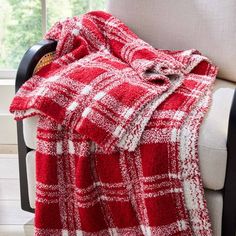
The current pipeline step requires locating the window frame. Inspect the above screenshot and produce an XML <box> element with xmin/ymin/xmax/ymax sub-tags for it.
<box><xmin>1</xmin><ymin>0</ymin><xmax>104</xmax><ymax>79</ymax></box>
<box><xmin>0</xmin><ymin>70</ymin><xmax>17</xmax><ymax>80</ymax></box>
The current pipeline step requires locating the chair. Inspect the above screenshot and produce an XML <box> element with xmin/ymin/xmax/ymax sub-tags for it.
<box><xmin>15</xmin><ymin>1</ymin><xmax>236</xmax><ymax>235</ymax></box>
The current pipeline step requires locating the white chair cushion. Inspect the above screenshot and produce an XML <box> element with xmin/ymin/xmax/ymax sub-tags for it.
<box><xmin>205</xmin><ymin>189</ymin><xmax>223</xmax><ymax>236</ymax></box>
<box><xmin>22</xmin><ymin>79</ymin><xmax>236</xmax><ymax>190</ymax></box>
<box><xmin>26</xmin><ymin>150</ymin><xmax>36</xmax><ymax>209</ymax></box>
<box><xmin>107</xmin><ymin>0</ymin><xmax>236</xmax><ymax>82</ymax></box>
<box><xmin>199</xmin><ymin>79</ymin><xmax>235</xmax><ymax>190</ymax></box>
<box><xmin>23</xmin><ymin>116</ymin><xmax>39</xmax><ymax>150</ymax></box>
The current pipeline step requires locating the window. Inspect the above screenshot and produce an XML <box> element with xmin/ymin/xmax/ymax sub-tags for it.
<box><xmin>0</xmin><ymin>0</ymin><xmax>106</xmax><ymax>76</ymax></box>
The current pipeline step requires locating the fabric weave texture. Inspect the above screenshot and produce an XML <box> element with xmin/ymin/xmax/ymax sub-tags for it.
<box><xmin>10</xmin><ymin>11</ymin><xmax>217</xmax><ymax>236</ymax></box>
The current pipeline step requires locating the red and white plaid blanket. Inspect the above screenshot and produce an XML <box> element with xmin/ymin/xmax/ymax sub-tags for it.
<box><xmin>10</xmin><ymin>11</ymin><xmax>217</xmax><ymax>236</ymax></box>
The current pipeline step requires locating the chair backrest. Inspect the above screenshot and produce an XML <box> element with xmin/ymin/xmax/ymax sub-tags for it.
<box><xmin>107</xmin><ymin>0</ymin><xmax>236</xmax><ymax>82</ymax></box>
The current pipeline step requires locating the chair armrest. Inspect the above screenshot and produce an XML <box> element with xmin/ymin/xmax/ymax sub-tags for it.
<box><xmin>227</xmin><ymin>89</ymin><xmax>236</xmax><ymax>159</ymax></box>
<box><xmin>15</xmin><ymin>39</ymin><xmax>57</xmax><ymax>213</ymax></box>
<box><xmin>15</xmin><ymin>39</ymin><xmax>57</xmax><ymax>92</ymax></box>
<box><xmin>222</xmin><ymin>89</ymin><xmax>236</xmax><ymax>235</ymax></box>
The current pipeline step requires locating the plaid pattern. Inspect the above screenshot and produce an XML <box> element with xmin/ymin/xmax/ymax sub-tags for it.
<box><xmin>10</xmin><ymin>11</ymin><xmax>217</xmax><ymax>236</ymax></box>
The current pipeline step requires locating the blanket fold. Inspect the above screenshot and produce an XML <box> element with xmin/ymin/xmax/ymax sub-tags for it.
<box><xmin>10</xmin><ymin>11</ymin><xmax>217</xmax><ymax>236</ymax></box>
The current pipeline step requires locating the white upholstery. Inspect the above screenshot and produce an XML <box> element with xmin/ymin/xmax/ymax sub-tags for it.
<box><xmin>23</xmin><ymin>78</ymin><xmax>235</xmax><ymax>191</ymax></box>
<box><xmin>107</xmin><ymin>0</ymin><xmax>236</xmax><ymax>82</ymax></box>
<box><xmin>26</xmin><ymin>150</ymin><xmax>36</xmax><ymax>209</ymax></box>
<box><xmin>199</xmin><ymin>79</ymin><xmax>235</xmax><ymax>190</ymax></box>
<box><xmin>205</xmin><ymin>190</ymin><xmax>223</xmax><ymax>236</ymax></box>
<box><xmin>25</xmin><ymin>150</ymin><xmax>223</xmax><ymax>235</ymax></box>
<box><xmin>23</xmin><ymin>116</ymin><xmax>38</xmax><ymax>150</ymax></box>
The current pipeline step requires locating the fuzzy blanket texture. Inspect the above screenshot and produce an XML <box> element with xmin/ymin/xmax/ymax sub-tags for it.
<box><xmin>10</xmin><ymin>11</ymin><xmax>217</xmax><ymax>236</ymax></box>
